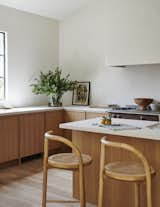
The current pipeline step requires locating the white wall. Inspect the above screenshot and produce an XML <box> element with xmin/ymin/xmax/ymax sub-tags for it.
<box><xmin>0</xmin><ymin>5</ymin><xmax>59</xmax><ymax>106</ymax></box>
<box><xmin>60</xmin><ymin>0</ymin><xmax>160</xmax><ymax>106</ymax></box>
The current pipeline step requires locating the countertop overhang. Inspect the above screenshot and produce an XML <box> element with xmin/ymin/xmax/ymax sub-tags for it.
<box><xmin>60</xmin><ymin>118</ymin><xmax>160</xmax><ymax>140</ymax></box>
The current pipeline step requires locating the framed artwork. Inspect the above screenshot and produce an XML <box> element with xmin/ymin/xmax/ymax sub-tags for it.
<box><xmin>72</xmin><ymin>82</ymin><xmax>90</xmax><ymax>106</ymax></box>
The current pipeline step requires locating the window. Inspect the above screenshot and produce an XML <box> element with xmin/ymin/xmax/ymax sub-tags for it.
<box><xmin>0</xmin><ymin>32</ymin><xmax>6</xmax><ymax>100</ymax></box>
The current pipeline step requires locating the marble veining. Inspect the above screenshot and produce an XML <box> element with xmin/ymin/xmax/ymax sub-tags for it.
<box><xmin>60</xmin><ymin>118</ymin><xmax>160</xmax><ymax>140</ymax></box>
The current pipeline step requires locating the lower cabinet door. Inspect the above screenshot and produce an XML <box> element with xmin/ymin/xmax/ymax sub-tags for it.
<box><xmin>20</xmin><ymin>113</ymin><xmax>45</xmax><ymax>158</ymax></box>
<box><xmin>85</xmin><ymin>112</ymin><xmax>104</xmax><ymax>119</ymax></box>
<box><xmin>45</xmin><ymin>110</ymin><xmax>64</xmax><ymax>150</ymax></box>
<box><xmin>0</xmin><ymin>116</ymin><xmax>19</xmax><ymax>163</ymax></box>
<box><xmin>64</xmin><ymin>111</ymin><xmax>86</xmax><ymax>140</ymax></box>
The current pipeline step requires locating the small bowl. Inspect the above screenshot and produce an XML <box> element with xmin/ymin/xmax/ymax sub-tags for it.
<box><xmin>134</xmin><ymin>98</ymin><xmax>153</xmax><ymax>110</ymax></box>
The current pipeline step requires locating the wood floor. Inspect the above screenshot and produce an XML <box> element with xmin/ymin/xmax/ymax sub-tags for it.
<box><xmin>0</xmin><ymin>159</ymin><xmax>96</xmax><ymax>207</ymax></box>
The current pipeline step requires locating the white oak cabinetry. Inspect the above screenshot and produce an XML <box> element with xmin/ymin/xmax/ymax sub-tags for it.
<box><xmin>19</xmin><ymin>113</ymin><xmax>45</xmax><ymax>158</ymax></box>
<box><xmin>64</xmin><ymin>111</ymin><xmax>86</xmax><ymax>140</ymax></box>
<box><xmin>45</xmin><ymin>110</ymin><xmax>64</xmax><ymax>150</ymax></box>
<box><xmin>0</xmin><ymin>108</ymin><xmax>104</xmax><ymax>165</ymax></box>
<box><xmin>0</xmin><ymin>116</ymin><xmax>19</xmax><ymax>163</ymax></box>
<box><xmin>85</xmin><ymin>112</ymin><xmax>104</xmax><ymax>119</ymax></box>
<box><xmin>0</xmin><ymin>109</ymin><xmax>64</xmax><ymax>164</ymax></box>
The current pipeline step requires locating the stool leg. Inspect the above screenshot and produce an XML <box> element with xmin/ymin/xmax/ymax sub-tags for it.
<box><xmin>134</xmin><ymin>183</ymin><xmax>140</xmax><ymax>207</ymax></box>
<box><xmin>98</xmin><ymin>143</ymin><xmax>105</xmax><ymax>207</ymax></box>
<box><xmin>42</xmin><ymin>163</ymin><xmax>48</xmax><ymax>207</ymax></box>
<box><xmin>42</xmin><ymin>139</ymin><xmax>48</xmax><ymax>207</ymax></box>
<box><xmin>98</xmin><ymin>171</ymin><xmax>104</xmax><ymax>207</ymax></box>
<box><xmin>79</xmin><ymin>166</ymin><xmax>85</xmax><ymax>207</ymax></box>
<box><xmin>146</xmin><ymin>175</ymin><xmax>152</xmax><ymax>207</ymax></box>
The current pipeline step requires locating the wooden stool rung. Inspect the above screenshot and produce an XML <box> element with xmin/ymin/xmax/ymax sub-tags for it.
<box><xmin>47</xmin><ymin>199</ymin><xmax>79</xmax><ymax>203</ymax></box>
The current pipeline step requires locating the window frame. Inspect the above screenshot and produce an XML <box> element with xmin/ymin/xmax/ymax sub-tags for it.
<box><xmin>0</xmin><ymin>32</ymin><xmax>7</xmax><ymax>101</ymax></box>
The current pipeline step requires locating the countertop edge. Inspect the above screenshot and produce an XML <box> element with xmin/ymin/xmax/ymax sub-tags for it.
<box><xmin>0</xmin><ymin>106</ymin><xmax>106</xmax><ymax>116</ymax></box>
<box><xmin>60</xmin><ymin>118</ymin><xmax>160</xmax><ymax>141</ymax></box>
<box><xmin>0</xmin><ymin>105</ymin><xmax>160</xmax><ymax>117</ymax></box>
<box><xmin>0</xmin><ymin>106</ymin><xmax>64</xmax><ymax>116</ymax></box>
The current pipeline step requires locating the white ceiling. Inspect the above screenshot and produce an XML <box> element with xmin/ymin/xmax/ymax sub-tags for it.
<box><xmin>0</xmin><ymin>0</ymin><xmax>92</xmax><ymax>20</ymax></box>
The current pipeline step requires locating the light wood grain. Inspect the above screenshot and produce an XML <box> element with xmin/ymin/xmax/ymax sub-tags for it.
<box><xmin>85</xmin><ymin>112</ymin><xmax>104</xmax><ymax>119</ymax></box>
<box><xmin>72</xmin><ymin>131</ymin><xmax>160</xmax><ymax>207</ymax></box>
<box><xmin>45</xmin><ymin>110</ymin><xmax>64</xmax><ymax>150</ymax></box>
<box><xmin>0</xmin><ymin>110</ymin><xmax>105</xmax><ymax>166</ymax></box>
<box><xmin>20</xmin><ymin>113</ymin><xmax>45</xmax><ymax>158</ymax></box>
<box><xmin>64</xmin><ymin>111</ymin><xmax>86</xmax><ymax>122</ymax></box>
<box><xmin>0</xmin><ymin>110</ymin><xmax>65</xmax><ymax>165</ymax></box>
<box><xmin>0</xmin><ymin>116</ymin><xmax>19</xmax><ymax>163</ymax></box>
<box><xmin>64</xmin><ymin>111</ymin><xmax>86</xmax><ymax>141</ymax></box>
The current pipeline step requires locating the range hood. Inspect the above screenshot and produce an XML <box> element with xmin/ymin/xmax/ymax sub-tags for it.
<box><xmin>105</xmin><ymin>56</ymin><xmax>160</xmax><ymax>68</ymax></box>
<box><xmin>104</xmin><ymin>0</ymin><xmax>160</xmax><ymax>68</ymax></box>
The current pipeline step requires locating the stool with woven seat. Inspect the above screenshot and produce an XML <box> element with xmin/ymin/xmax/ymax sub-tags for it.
<box><xmin>42</xmin><ymin>131</ymin><xmax>92</xmax><ymax>207</ymax></box>
<box><xmin>98</xmin><ymin>137</ymin><xmax>155</xmax><ymax>207</ymax></box>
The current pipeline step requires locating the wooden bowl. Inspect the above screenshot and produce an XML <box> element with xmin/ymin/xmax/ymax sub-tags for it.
<box><xmin>134</xmin><ymin>98</ymin><xmax>153</xmax><ymax>110</ymax></box>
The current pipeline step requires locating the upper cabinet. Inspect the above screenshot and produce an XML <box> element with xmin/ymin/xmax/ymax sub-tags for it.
<box><xmin>105</xmin><ymin>1</ymin><xmax>160</xmax><ymax>66</ymax></box>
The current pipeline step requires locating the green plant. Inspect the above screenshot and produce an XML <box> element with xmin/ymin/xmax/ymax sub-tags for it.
<box><xmin>31</xmin><ymin>67</ymin><xmax>77</xmax><ymax>106</ymax></box>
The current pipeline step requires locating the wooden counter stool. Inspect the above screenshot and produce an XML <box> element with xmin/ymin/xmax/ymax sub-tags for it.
<box><xmin>42</xmin><ymin>131</ymin><xmax>92</xmax><ymax>207</ymax></box>
<box><xmin>98</xmin><ymin>137</ymin><xmax>155</xmax><ymax>207</ymax></box>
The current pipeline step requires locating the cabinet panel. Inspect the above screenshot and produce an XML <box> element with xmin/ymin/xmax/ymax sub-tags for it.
<box><xmin>64</xmin><ymin>111</ymin><xmax>86</xmax><ymax>122</ymax></box>
<box><xmin>85</xmin><ymin>112</ymin><xmax>104</xmax><ymax>119</ymax></box>
<box><xmin>20</xmin><ymin>113</ymin><xmax>45</xmax><ymax>157</ymax></box>
<box><xmin>0</xmin><ymin>116</ymin><xmax>19</xmax><ymax>163</ymax></box>
<box><xmin>64</xmin><ymin>111</ymin><xmax>86</xmax><ymax>140</ymax></box>
<box><xmin>45</xmin><ymin>110</ymin><xmax>64</xmax><ymax>150</ymax></box>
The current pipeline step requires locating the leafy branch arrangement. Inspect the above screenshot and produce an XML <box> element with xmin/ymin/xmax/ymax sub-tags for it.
<box><xmin>31</xmin><ymin>67</ymin><xmax>77</xmax><ymax>106</ymax></box>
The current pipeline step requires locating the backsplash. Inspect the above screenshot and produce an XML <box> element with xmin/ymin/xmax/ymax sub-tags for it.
<box><xmin>62</xmin><ymin>64</ymin><xmax>160</xmax><ymax>106</ymax></box>
<box><xmin>60</xmin><ymin>0</ymin><xmax>160</xmax><ymax>106</ymax></box>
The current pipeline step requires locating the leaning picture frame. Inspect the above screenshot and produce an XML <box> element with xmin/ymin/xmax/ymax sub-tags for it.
<box><xmin>72</xmin><ymin>82</ymin><xmax>90</xmax><ymax>106</ymax></box>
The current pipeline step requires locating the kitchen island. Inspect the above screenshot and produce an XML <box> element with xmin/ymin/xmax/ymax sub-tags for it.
<box><xmin>60</xmin><ymin>118</ymin><xmax>160</xmax><ymax>207</ymax></box>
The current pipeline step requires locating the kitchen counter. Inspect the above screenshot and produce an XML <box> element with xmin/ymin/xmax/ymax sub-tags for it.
<box><xmin>0</xmin><ymin>106</ymin><xmax>63</xmax><ymax>116</ymax></box>
<box><xmin>0</xmin><ymin>105</ymin><xmax>107</xmax><ymax>116</ymax></box>
<box><xmin>60</xmin><ymin>117</ymin><xmax>160</xmax><ymax>140</ymax></box>
<box><xmin>1</xmin><ymin>104</ymin><xmax>160</xmax><ymax>118</ymax></box>
<box><xmin>63</xmin><ymin>105</ymin><xmax>107</xmax><ymax>113</ymax></box>
<box><xmin>61</xmin><ymin>118</ymin><xmax>160</xmax><ymax>207</ymax></box>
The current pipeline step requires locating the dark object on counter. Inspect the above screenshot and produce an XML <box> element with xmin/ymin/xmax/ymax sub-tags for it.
<box><xmin>134</xmin><ymin>98</ymin><xmax>153</xmax><ymax>110</ymax></box>
<box><xmin>110</xmin><ymin>112</ymin><xmax>159</xmax><ymax>121</ymax></box>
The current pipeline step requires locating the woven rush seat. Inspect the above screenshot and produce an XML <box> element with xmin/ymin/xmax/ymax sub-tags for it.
<box><xmin>104</xmin><ymin>161</ymin><xmax>155</xmax><ymax>182</ymax></box>
<box><xmin>48</xmin><ymin>153</ymin><xmax>92</xmax><ymax>169</ymax></box>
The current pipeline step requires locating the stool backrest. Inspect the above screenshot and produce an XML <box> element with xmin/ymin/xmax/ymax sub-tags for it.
<box><xmin>44</xmin><ymin>131</ymin><xmax>83</xmax><ymax>166</ymax></box>
<box><xmin>100</xmin><ymin>136</ymin><xmax>152</xmax><ymax>207</ymax></box>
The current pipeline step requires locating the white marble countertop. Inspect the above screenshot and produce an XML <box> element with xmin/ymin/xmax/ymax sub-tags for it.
<box><xmin>60</xmin><ymin>118</ymin><xmax>160</xmax><ymax>140</ymax></box>
<box><xmin>0</xmin><ymin>106</ymin><xmax>63</xmax><ymax>116</ymax></box>
<box><xmin>0</xmin><ymin>105</ymin><xmax>159</xmax><ymax>117</ymax></box>
<box><xmin>0</xmin><ymin>105</ymin><xmax>107</xmax><ymax>116</ymax></box>
<box><xmin>63</xmin><ymin>106</ymin><xmax>107</xmax><ymax>113</ymax></box>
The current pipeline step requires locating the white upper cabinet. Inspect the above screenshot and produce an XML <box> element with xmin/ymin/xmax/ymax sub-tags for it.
<box><xmin>105</xmin><ymin>0</ymin><xmax>160</xmax><ymax>66</ymax></box>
